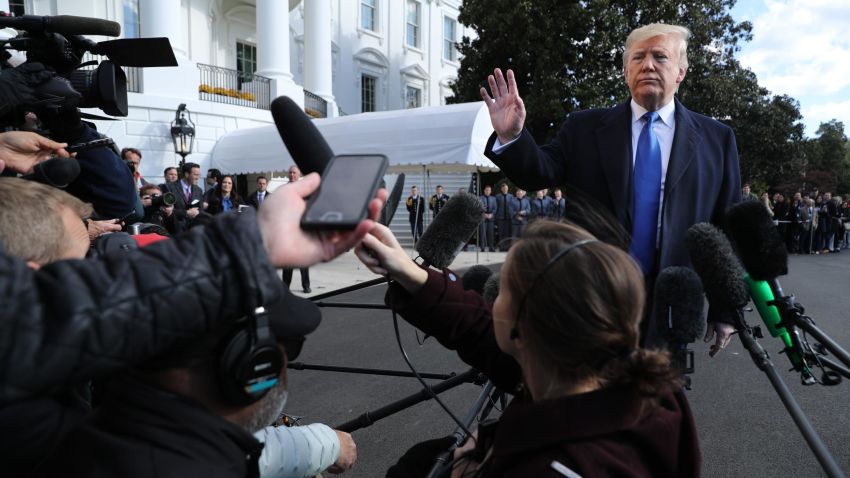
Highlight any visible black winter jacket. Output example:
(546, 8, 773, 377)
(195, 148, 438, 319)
(0, 209, 282, 404)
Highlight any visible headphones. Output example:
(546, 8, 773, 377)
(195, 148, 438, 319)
(217, 307, 284, 406)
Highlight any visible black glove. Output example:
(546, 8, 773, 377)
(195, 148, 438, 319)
(0, 62, 55, 118)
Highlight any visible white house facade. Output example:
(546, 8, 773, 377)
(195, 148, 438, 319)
(1, 0, 473, 183)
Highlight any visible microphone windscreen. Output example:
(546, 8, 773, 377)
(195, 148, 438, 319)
(724, 200, 788, 280)
(685, 223, 750, 310)
(49, 15, 121, 37)
(482, 272, 500, 305)
(461, 265, 493, 295)
(654, 267, 706, 344)
(21, 157, 80, 188)
(415, 194, 484, 269)
(380, 173, 405, 226)
(270, 96, 334, 175)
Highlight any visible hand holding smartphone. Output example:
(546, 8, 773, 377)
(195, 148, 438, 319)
(301, 154, 388, 230)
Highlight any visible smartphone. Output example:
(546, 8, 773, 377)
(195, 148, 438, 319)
(301, 154, 388, 230)
(66, 138, 115, 154)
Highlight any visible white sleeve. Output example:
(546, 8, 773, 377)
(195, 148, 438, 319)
(490, 134, 521, 154)
(255, 423, 341, 478)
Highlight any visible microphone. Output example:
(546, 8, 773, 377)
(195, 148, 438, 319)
(380, 173, 405, 226)
(270, 96, 334, 176)
(654, 266, 705, 386)
(684, 222, 750, 311)
(482, 272, 499, 305)
(0, 15, 121, 37)
(414, 194, 484, 269)
(21, 157, 80, 188)
(461, 265, 493, 295)
(724, 201, 814, 382)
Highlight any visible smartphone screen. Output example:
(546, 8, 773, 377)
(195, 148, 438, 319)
(301, 154, 388, 229)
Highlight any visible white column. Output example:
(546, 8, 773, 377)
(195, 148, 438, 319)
(256, 0, 303, 105)
(139, 0, 185, 58)
(303, 0, 336, 114)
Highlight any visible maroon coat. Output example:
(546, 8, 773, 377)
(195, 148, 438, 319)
(387, 269, 701, 477)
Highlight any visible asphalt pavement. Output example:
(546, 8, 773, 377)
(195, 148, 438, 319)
(284, 249, 850, 478)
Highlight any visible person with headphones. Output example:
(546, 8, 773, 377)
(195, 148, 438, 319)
(356, 219, 699, 477)
(39, 286, 355, 477)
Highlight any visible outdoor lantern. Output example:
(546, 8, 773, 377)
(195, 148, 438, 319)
(170, 103, 195, 166)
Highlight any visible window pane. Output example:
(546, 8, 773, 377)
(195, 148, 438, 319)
(123, 0, 140, 39)
(405, 86, 421, 109)
(406, 1, 419, 47)
(9, 0, 25, 16)
(360, 0, 375, 31)
(443, 17, 456, 61)
(362, 75, 376, 113)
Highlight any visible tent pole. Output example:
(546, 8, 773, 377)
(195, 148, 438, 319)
(476, 169, 481, 264)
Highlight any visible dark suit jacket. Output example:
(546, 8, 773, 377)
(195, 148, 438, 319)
(485, 98, 741, 273)
(162, 180, 204, 220)
(246, 190, 271, 209)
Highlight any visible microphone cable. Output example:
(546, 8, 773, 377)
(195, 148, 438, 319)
(386, 278, 477, 446)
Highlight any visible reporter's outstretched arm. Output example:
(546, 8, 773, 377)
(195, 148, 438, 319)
(354, 223, 427, 293)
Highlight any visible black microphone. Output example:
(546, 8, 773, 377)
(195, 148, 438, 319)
(684, 223, 750, 311)
(654, 266, 705, 384)
(725, 200, 788, 280)
(461, 265, 493, 295)
(270, 96, 334, 176)
(380, 173, 405, 226)
(414, 194, 484, 269)
(21, 157, 80, 188)
(482, 272, 499, 305)
(0, 15, 121, 37)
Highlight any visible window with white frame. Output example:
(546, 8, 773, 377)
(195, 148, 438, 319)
(362, 75, 377, 113)
(360, 0, 376, 31)
(443, 17, 457, 62)
(236, 41, 257, 87)
(405, 1, 420, 48)
(405, 85, 421, 109)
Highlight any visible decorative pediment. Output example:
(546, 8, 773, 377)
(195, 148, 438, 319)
(354, 47, 390, 70)
(400, 63, 428, 81)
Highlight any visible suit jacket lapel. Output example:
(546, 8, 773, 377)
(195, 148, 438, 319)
(595, 101, 633, 225)
(666, 98, 701, 198)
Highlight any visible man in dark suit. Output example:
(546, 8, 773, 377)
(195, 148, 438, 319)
(429, 185, 450, 218)
(405, 185, 426, 242)
(162, 162, 204, 222)
(550, 187, 566, 220)
(247, 175, 271, 209)
(510, 188, 531, 239)
(480, 23, 740, 352)
(479, 185, 498, 251)
(494, 183, 514, 251)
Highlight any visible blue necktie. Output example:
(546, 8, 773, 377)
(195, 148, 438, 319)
(630, 111, 662, 275)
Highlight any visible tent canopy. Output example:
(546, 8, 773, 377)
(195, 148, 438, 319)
(211, 101, 500, 175)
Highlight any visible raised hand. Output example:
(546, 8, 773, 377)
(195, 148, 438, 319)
(479, 68, 526, 144)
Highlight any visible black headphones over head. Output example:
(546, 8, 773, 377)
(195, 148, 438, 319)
(217, 307, 284, 406)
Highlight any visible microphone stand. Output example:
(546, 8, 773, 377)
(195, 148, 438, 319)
(733, 310, 845, 478)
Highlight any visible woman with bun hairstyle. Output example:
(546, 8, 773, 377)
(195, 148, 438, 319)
(356, 219, 699, 477)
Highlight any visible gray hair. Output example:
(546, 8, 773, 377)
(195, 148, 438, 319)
(623, 23, 691, 69)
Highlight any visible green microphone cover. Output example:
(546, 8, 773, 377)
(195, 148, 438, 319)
(743, 274, 793, 348)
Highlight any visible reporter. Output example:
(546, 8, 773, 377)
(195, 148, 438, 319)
(357, 220, 699, 477)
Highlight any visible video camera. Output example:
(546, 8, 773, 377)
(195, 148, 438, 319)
(0, 13, 177, 120)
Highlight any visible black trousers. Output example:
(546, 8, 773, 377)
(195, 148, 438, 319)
(283, 268, 310, 289)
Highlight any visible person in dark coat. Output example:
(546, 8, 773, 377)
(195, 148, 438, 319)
(206, 175, 245, 215)
(494, 183, 514, 250)
(429, 185, 450, 218)
(246, 175, 271, 209)
(405, 185, 426, 242)
(357, 220, 699, 478)
(551, 187, 567, 220)
(479, 185, 498, 251)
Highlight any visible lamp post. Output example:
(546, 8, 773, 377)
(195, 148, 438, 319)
(170, 103, 195, 167)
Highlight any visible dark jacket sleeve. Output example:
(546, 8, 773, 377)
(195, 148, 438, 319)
(63, 126, 137, 219)
(0, 209, 281, 403)
(485, 128, 570, 191)
(385, 269, 523, 392)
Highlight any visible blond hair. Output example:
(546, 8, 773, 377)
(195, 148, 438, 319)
(623, 23, 691, 69)
(0, 177, 92, 264)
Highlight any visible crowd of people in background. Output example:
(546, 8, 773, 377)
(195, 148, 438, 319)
(743, 183, 850, 255)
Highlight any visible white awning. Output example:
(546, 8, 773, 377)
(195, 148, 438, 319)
(211, 101, 499, 175)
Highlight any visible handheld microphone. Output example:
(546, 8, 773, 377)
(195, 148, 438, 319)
(270, 96, 334, 176)
(21, 157, 80, 188)
(380, 173, 405, 226)
(0, 15, 121, 37)
(654, 267, 705, 381)
(724, 201, 814, 381)
(414, 194, 484, 269)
